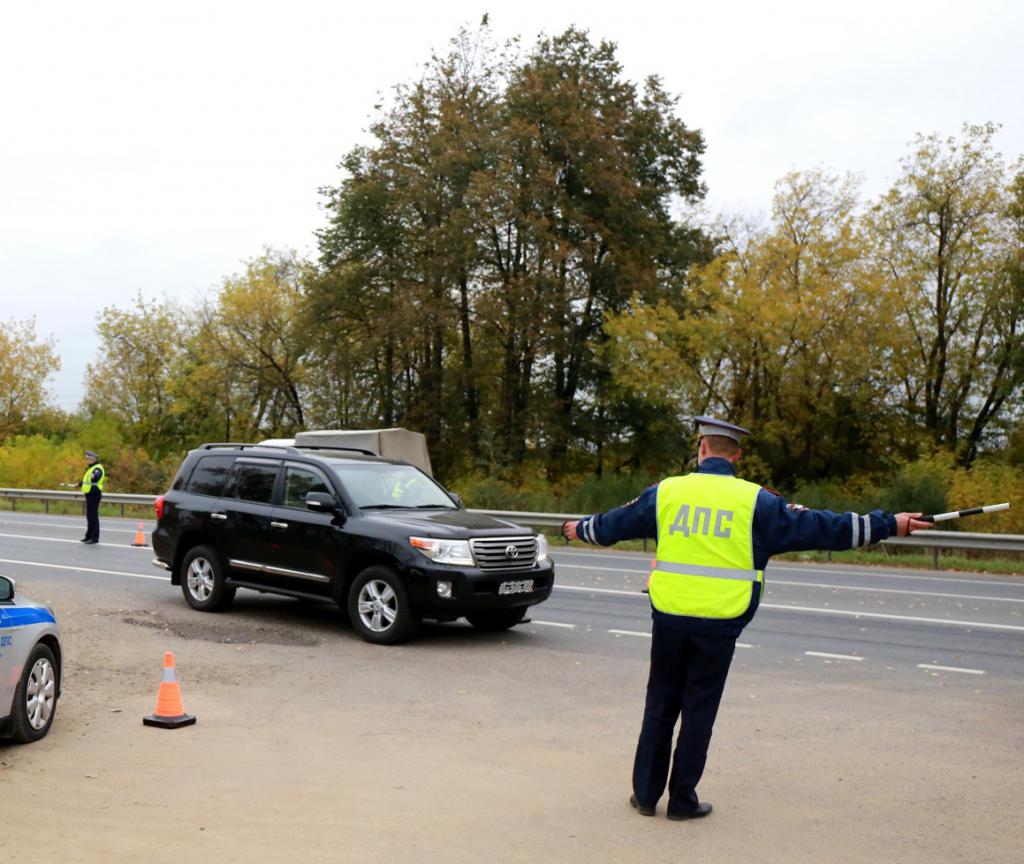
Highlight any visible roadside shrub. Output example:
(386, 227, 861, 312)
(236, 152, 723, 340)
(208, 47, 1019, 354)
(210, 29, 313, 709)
(949, 460, 1024, 534)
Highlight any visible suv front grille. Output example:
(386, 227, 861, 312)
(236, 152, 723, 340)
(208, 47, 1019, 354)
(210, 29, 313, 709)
(470, 536, 538, 571)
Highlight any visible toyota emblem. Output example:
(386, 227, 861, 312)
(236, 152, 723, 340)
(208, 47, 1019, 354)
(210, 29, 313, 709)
(505, 544, 520, 559)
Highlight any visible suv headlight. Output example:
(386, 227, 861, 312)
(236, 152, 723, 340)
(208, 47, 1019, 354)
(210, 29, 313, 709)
(536, 533, 550, 563)
(409, 537, 475, 566)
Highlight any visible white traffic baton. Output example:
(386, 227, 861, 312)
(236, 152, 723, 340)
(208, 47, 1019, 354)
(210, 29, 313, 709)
(920, 502, 1010, 523)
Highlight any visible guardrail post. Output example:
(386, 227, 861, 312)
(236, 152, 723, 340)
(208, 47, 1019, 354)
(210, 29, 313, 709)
(932, 547, 939, 570)
(45, 500, 49, 514)
(120, 503, 125, 517)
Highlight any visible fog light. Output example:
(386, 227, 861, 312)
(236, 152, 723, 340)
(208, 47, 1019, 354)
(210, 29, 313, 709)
(436, 580, 453, 599)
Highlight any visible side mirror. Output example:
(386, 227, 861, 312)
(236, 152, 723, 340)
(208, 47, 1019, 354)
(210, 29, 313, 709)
(0, 575, 14, 602)
(306, 492, 339, 514)
(449, 492, 463, 508)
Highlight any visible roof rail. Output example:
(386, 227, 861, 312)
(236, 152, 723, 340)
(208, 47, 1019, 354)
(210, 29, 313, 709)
(197, 442, 378, 458)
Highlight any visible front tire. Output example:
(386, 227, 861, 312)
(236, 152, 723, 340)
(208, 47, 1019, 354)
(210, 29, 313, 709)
(347, 566, 419, 645)
(11, 643, 59, 743)
(180, 545, 236, 612)
(466, 606, 529, 631)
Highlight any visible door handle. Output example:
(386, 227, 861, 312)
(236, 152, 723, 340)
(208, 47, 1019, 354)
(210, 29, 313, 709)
(211, 513, 228, 521)
(270, 521, 289, 530)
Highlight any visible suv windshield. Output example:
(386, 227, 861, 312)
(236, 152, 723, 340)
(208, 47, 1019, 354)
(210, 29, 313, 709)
(329, 462, 456, 510)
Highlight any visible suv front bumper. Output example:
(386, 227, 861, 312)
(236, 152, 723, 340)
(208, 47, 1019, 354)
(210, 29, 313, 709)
(405, 559, 555, 618)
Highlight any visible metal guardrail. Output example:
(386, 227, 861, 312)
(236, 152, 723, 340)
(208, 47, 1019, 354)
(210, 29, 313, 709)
(0, 490, 1019, 569)
(0, 488, 157, 517)
(469, 510, 1024, 569)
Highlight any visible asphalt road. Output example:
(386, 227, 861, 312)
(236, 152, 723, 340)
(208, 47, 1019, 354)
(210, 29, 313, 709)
(2, 510, 1022, 683)
(4, 510, 1023, 863)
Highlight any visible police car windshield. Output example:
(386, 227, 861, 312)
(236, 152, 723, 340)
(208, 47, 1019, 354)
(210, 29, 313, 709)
(328, 462, 456, 510)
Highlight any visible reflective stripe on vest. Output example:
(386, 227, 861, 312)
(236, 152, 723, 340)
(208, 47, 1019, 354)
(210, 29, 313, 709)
(650, 472, 763, 619)
(81, 463, 106, 494)
(651, 561, 759, 581)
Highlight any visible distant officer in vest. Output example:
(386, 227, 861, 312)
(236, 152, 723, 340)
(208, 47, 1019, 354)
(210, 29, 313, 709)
(561, 417, 930, 821)
(79, 451, 106, 544)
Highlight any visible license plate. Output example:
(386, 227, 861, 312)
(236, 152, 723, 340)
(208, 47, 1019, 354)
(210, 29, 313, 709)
(498, 579, 534, 595)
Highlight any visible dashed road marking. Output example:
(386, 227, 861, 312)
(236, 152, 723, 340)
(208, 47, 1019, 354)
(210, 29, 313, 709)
(608, 629, 651, 638)
(762, 603, 1024, 633)
(531, 620, 576, 629)
(917, 663, 986, 675)
(736, 642, 754, 648)
(805, 651, 864, 662)
(555, 585, 1024, 633)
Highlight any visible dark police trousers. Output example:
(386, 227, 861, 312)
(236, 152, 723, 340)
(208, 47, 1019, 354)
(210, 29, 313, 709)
(632, 609, 737, 814)
(85, 490, 101, 542)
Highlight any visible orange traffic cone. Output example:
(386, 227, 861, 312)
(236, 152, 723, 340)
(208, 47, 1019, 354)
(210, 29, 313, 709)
(132, 522, 147, 547)
(143, 652, 196, 729)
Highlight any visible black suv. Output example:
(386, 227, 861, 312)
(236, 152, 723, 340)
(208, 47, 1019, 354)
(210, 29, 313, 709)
(151, 444, 554, 644)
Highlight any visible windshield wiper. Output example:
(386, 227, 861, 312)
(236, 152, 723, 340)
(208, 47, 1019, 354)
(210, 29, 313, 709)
(359, 504, 408, 510)
(411, 504, 456, 509)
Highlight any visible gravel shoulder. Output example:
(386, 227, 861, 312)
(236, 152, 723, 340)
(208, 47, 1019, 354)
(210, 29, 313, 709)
(2, 577, 1021, 863)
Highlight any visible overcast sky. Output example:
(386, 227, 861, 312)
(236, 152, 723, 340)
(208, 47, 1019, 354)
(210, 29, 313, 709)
(2, 0, 1021, 410)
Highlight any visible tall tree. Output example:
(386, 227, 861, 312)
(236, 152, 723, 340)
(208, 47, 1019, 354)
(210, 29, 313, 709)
(315, 25, 503, 470)
(195, 250, 312, 440)
(868, 123, 1024, 462)
(0, 318, 60, 440)
(83, 296, 186, 455)
(605, 171, 902, 483)
(473, 28, 707, 473)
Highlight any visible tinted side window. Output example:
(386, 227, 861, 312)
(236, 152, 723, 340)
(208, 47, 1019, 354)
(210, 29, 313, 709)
(185, 456, 236, 497)
(283, 466, 331, 509)
(233, 463, 280, 504)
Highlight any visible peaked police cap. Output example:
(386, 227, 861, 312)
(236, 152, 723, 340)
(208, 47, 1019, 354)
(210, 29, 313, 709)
(690, 416, 751, 443)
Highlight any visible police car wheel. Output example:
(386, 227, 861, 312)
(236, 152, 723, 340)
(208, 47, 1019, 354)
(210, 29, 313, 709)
(181, 545, 235, 612)
(11, 642, 59, 743)
(466, 606, 528, 631)
(347, 566, 419, 645)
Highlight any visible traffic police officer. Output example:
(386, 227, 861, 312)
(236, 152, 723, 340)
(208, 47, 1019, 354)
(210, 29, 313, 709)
(79, 451, 106, 544)
(562, 417, 930, 821)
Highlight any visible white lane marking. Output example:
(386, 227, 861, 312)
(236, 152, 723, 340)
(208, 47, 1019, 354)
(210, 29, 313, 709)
(556, 564, 1024, 603)
(761, 603, 1024, 633)
(0, 557, 167, 581)
(0, 532, 149, 549)
(736, 642, 754, 648)
(553, 551, 1024, 588)
(608, 629, 651, 638)
(531, 620, 576, 629)
(554, 585, 1024, 633)
(0, 518, 141, 534)
(805, 651, 864, 662)
(917, 663, 986, 675)
(773, 565, 1024, 589)
(770, 580, 1024, 605)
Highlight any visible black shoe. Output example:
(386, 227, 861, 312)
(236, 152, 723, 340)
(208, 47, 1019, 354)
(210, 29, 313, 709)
(629, 794, 655, 817)
(83, 538, 99, 545)
(80, 537, 90, 542)
(667, 802, 713, 821)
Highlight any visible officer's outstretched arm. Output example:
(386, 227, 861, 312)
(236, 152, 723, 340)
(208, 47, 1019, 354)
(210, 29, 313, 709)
(755, 489, 898, 556)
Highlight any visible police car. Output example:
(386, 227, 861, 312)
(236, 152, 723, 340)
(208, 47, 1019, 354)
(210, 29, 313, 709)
(0, 575, 61, 742)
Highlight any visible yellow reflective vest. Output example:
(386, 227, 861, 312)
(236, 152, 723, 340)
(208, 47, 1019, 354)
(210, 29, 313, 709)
(649, 472, 763, 619)
(81, 463, 106, 494)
